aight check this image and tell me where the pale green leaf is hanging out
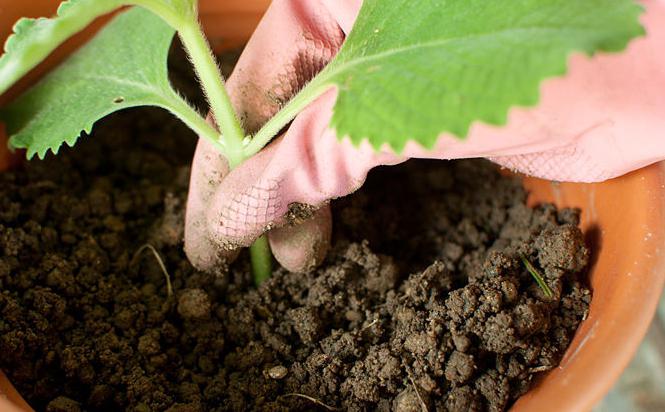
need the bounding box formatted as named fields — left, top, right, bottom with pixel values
left=289, top=0, right=645, bottom=152
left=0, top=0, right=196, bottom=95
left=0, top=0, right=123, bottom=95
left=1, top=7, right=184, bottom=159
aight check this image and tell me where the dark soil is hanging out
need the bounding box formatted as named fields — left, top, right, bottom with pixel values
left=0, top=48, right=591, bottom=412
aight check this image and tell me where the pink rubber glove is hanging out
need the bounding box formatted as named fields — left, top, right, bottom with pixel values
left=0, top=398, right=22, bottom=412
left=185, top=0, right=665, bottom=273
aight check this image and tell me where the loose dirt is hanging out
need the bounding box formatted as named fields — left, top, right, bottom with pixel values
left=0, top=48, right=590, bottom=412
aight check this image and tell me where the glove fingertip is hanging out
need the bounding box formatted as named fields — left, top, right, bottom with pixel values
left=184, top=218, right=241, bottom=272
left=269, top=205, right=332, bottom=273
left=184, top=240, right=241, bottom=273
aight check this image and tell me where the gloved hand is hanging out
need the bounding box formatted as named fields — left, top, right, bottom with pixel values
left=185, top=0, right=665, bottom=273
left=0, top=397, right=22, bottom=412
left=0, top=372, right=26, bottom=412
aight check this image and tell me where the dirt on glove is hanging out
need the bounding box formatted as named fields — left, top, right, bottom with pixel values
left=0, top=48, right=591, bottom=412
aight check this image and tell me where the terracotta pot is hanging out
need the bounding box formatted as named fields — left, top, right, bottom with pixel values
left=0, top=1, right=663, bottom=411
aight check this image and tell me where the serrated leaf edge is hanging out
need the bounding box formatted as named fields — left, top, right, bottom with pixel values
left=327, top=3, right=646, bottom=154
left=0, top=0, right=123, bottom=95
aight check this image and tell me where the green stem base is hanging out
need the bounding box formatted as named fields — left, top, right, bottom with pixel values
left=171, top=12, right=274, bottom=285
left=250, top=235, right=273, bottom=286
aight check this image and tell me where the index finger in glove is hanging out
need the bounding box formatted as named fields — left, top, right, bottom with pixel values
left=225, top=0, right=348, bottom=133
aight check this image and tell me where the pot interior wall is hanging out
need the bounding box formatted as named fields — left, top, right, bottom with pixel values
left=0, top=1, right=664, bottom=411
left=515, top=167, right=665, bottom=411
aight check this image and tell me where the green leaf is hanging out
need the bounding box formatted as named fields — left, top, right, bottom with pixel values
left=0, top=0, right=123, bottom=95
left=303, top=0, right=644, bottom=152
left=0, top=0, right=197, bottom=96
left=1, top=7, right=189, bottom=159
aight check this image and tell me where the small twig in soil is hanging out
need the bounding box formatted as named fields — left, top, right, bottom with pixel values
left=529, top=365, right=551, bottom=373
left=131, top=244, right=174, bottom=297
left=408, top=374, right=429, bottom=412
left=361, top=318, right=379, bottom=331
left=281, top=393, right=337, bottom=411
left=520, top=256, right=554, bottom=299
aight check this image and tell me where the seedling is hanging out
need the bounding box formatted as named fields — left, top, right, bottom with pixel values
left=0, top=0, right=644, bottom=284
left=521, top=256, right=554, bottom=299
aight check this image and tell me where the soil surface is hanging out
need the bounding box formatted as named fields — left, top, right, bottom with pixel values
left=0, top=49, right=591, bottom=412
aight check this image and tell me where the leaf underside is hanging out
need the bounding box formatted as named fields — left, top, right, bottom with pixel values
left=1, top=7, right=178, bottom=159
left=320, top=0, right=645, bottom=152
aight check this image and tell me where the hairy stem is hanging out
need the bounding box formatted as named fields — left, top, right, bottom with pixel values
left=250, top=235, right=273, bottom=286
left=178, top=20, right=246, bottom=167
left=170, top=12, right=274, bottom=284
left=161, top=91, right=227, bottom=154
left=245, top=78, right=331, bottom=158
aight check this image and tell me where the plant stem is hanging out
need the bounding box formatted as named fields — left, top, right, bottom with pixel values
left=161, top=91, right=227, bottom=154
left=244, top=79, right=331, bottom=158
left=178, top=20, right=246, bottom=167
left=133, top=0, right=187, bottom=29
left=172, top=14, right=275, bottom=285
left=250, top=235, right=273, bottom=286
